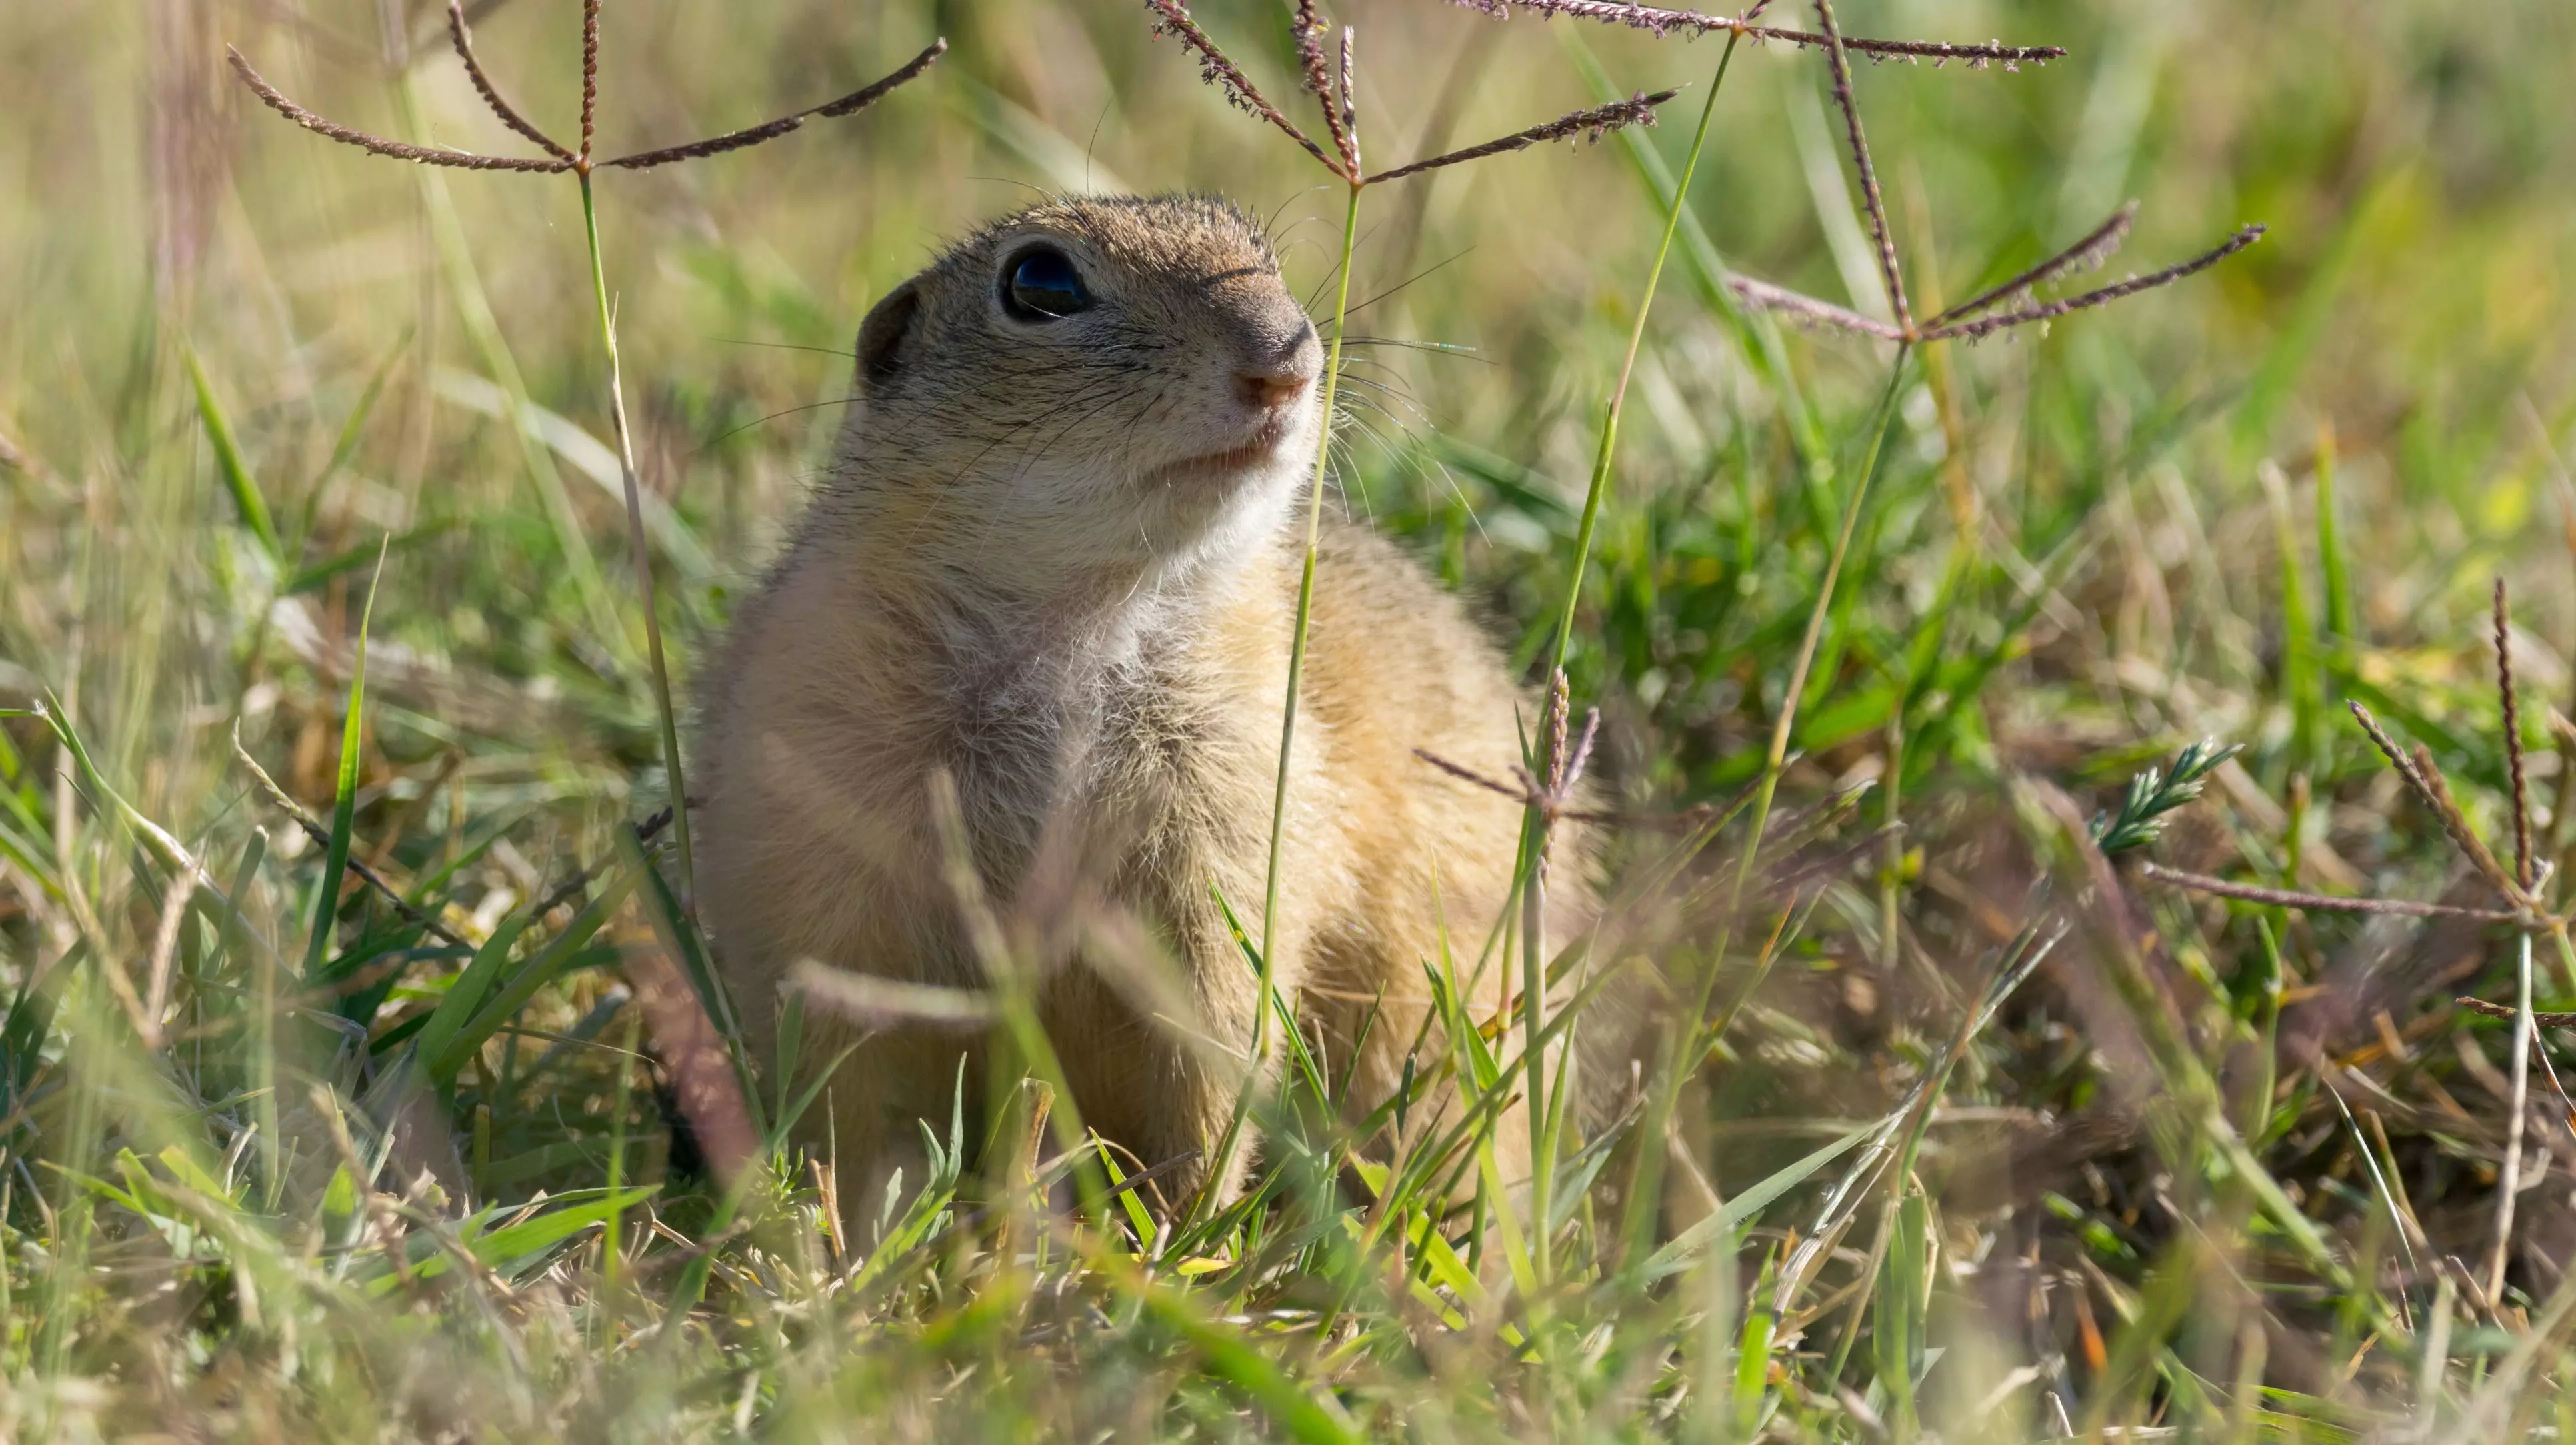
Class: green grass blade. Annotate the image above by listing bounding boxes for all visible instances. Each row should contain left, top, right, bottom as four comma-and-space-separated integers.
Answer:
411, 914, 531, 1088
298, 540, 386, 982
1135, 1282, 1362, 1445
185, 349, 282, 563
429, 876, 636, 1081
314, 328, 411, 498
2315, 426, 2357, 642
1640, 1120, 1875, 1284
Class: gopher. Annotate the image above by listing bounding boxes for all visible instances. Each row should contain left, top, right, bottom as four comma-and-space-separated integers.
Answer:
695, 194, 1593, 1220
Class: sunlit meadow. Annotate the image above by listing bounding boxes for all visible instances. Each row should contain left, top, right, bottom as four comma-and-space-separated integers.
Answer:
2, 0, 2574, 1437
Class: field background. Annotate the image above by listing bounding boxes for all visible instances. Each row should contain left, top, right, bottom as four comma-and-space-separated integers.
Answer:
3, 0, 2575, 1438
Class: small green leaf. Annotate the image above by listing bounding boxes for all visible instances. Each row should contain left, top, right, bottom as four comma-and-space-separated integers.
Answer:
1641, 1120, 1875, 1283
412, 913, 531, 1087
299, 540, 388, 982
186, 348, 283, 562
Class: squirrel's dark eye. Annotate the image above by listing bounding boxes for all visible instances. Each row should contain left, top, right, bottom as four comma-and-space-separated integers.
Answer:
1003, 246, 1093, 321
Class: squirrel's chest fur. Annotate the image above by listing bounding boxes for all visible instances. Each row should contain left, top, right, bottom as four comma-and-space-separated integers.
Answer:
695, 538, 1313, 999
934, 581, 1289, 902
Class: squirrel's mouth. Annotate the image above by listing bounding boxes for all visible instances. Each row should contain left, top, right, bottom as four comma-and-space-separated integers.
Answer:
1147, 413, 1300, 485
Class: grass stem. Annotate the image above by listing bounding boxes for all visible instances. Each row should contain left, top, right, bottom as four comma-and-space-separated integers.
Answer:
1206, 177, 1366, 1217
1525, 28, 1742, 1290
579, 171, 696, 907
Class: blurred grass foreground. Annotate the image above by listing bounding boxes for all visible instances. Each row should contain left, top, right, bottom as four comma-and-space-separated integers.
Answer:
3, 0, 2576, 1438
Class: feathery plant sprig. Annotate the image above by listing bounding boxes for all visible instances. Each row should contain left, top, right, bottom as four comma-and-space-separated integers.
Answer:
226, 1, 948, 910
2092, 738, 2241, 856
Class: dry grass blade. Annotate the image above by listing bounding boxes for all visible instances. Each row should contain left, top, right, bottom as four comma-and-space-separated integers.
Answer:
526, 805, 676, 922
2347, 701, 2527, 904
2497, 578, 2535, 888
1144, 0, 1346, 177
599, 40, 949, 170
789, 960, 998, 1030
1442, 0, 2065, 65
229, 726, 469, 948
2349, 700, 2443, 812
1368, 90, 1677, 183
1811, 0, 1911, 334
2139, 863, 2524, 924
1726, 275, 1907, 340
225, 48, 573, 172
2459, 997, 2576, 1030
447, 0, 573, 162
2405, 738, 2529, 904
1923, 201, 2137, 331
1414, 747, 1709, 830
0, 425, 54, 486
1919, 225, 2265, 341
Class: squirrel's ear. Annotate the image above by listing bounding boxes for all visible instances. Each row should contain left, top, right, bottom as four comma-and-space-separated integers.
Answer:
855, 280, 921, 389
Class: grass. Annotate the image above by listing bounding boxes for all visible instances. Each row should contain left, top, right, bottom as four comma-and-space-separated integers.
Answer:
4, 0, 2576, 1437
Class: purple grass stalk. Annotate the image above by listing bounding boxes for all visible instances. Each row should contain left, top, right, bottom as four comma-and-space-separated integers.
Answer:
227, 49, 573, 171
1144, 0, 1347, 177
1921, 225, 2266, 341
2460, 996, 2576, 1030
1437, 0, 2065, 67
2499, 579, 2535, 889
1811, 0, 1911, 335
579, 0, 600, 162
1367, 90, 1675, 183
447, 1, 574, 161
1727, 275, 1907, 339
1923, 201, 2136, 331
599, 41, 947, 169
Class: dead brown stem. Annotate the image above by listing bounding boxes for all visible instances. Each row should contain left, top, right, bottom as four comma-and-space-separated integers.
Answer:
2458, 996, 2576, 1030
2139, 863, 2525, 925
2409, 740, 2529, 907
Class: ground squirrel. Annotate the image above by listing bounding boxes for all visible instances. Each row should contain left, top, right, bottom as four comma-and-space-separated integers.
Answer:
695, 194, 1593, 1219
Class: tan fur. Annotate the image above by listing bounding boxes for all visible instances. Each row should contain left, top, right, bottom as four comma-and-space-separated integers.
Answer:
695, 195, 1589, 1222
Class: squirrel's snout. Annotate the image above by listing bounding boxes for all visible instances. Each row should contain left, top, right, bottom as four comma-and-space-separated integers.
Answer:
1233, 321, 1322, 413
1235, 369, 1311, 410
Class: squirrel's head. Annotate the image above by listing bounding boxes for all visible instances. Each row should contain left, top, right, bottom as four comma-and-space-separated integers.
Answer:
839, 194, 1323, 593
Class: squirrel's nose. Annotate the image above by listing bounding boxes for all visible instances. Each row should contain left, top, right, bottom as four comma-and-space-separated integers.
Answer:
1235, 369, 1311, 410
1235, 321, 1321, 411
